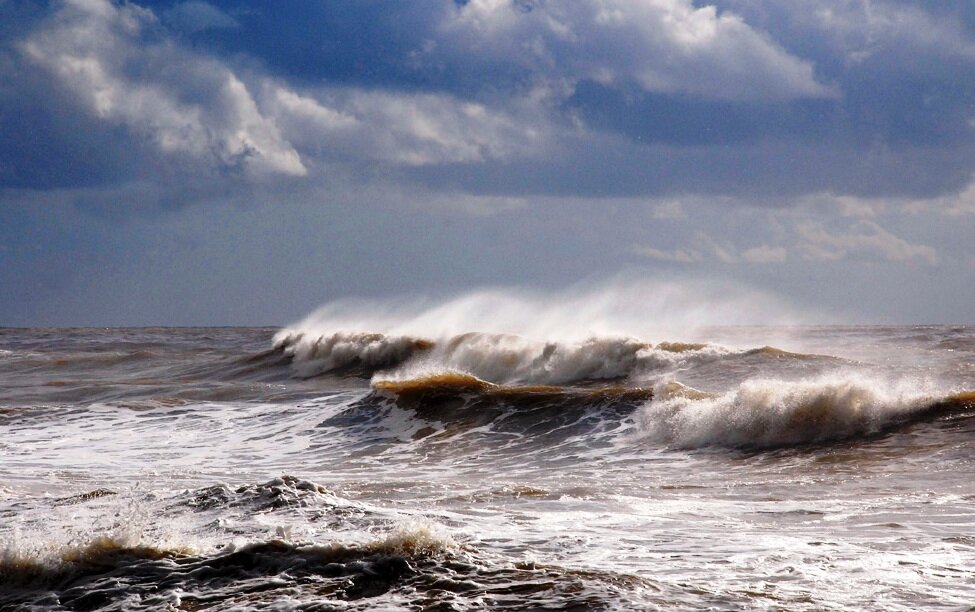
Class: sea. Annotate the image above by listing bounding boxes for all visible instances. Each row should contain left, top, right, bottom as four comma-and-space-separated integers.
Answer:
2, 294, 974, 610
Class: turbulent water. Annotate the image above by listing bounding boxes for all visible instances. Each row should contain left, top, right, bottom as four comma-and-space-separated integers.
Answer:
2, 319, 975, 609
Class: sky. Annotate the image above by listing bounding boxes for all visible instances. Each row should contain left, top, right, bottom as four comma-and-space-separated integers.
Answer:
1, 0, 974, 327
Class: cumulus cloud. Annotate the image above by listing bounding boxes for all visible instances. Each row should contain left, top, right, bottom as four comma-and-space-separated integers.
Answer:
18, 0, 551, 185
22, 0, 305, 178
441, 0, 834, 101
9, 0, 975, 202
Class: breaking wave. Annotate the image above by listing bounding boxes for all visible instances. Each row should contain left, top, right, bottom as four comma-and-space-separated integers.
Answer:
314, 370, 975, 455
272, 328, 826, 387
639, 374, 975, 449
270, 277, 823, 386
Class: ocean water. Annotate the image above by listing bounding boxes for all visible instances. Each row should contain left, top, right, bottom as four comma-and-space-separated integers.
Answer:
2, 318, 974, 609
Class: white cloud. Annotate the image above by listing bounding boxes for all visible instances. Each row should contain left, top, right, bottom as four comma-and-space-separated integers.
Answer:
796, 219, 938, 265
21, 0, 551, 182
22, 0, 306, 177
442, 0, 834, 101
809, 1, 975, 64
264, 85, 547, 166
796, 179, 975, 218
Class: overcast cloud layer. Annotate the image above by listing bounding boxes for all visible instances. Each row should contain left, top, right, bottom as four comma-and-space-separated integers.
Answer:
1, 0, 974, 326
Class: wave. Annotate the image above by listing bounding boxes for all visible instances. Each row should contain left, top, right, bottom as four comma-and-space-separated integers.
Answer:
272, 328, 827, 387
273, 330, 434, 378
272, 328, 654, 383
0, 524, 642, 610
638, 375, 975, 449
305, 371, 657, 454
0, 537, 424, 608
2, 349, 162, 368
309, 367, 975, 455
345, 370, 975, 452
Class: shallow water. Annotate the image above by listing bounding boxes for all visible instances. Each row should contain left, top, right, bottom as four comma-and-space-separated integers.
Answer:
1, 325, 974, 610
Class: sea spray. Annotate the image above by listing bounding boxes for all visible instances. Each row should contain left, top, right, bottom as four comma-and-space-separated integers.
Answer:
277, 274, 815, 345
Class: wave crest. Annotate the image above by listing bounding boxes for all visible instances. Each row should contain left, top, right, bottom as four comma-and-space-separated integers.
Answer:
372, 371, 654, 404
273, 331, 432, 378
271, 327, 789, 388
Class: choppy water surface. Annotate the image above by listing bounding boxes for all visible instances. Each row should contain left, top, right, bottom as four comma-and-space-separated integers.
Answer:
2, 324, 974, 610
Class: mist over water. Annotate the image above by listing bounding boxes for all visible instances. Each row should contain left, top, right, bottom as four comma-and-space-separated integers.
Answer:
2, 284, 974, 609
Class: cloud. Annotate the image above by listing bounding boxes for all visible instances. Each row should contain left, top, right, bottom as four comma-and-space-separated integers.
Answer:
808, 1, 975, 64
629, 189, 948, 268
22, 0, 306, 178
896, 179, 975, 217
6, 0, 975, 205
263, 84, 548, 166
18, 0, 554, 188
631, 237, 787, 265
740, 244, 788, 263
796, 219, 938, 265
796, 177, 975, 218
631, 244, 704, 263
441, 0, 835, 101
163, 1, 238, 34
717, 0, 975, 65
650, 200, 687, 220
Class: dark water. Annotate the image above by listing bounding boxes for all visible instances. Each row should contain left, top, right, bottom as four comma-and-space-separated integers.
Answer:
2, 324, 974, 610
